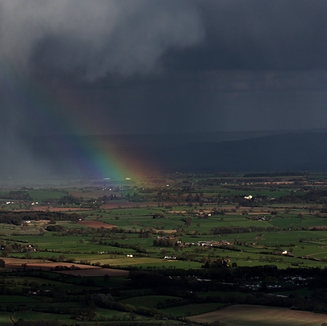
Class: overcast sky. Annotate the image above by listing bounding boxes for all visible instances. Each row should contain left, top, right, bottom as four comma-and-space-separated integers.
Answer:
2, 0, 327, 137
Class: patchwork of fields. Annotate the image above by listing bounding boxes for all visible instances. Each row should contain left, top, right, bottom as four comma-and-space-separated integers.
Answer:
1, 173, 327, 325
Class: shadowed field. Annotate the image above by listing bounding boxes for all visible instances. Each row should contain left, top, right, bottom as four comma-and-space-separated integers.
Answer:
188, 305, 327, 326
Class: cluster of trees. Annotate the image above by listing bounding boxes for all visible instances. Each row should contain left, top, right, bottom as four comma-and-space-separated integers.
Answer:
45, 194, 120, 207
276, 189, 327, 204
202, 258, 234, 269
97, 194, 120, 202
153, 238, 176, 247
0, 241, 35, 255
181, 217, 192, 227
125, 192, 146, 202
152, 212, 165, 219
0, 211, 82, 225
2, 191, 32, 201
45, 225, 65, 232
108, 241, 147, 254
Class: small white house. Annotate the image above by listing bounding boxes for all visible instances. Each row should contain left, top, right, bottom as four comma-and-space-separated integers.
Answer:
244, 195, 253, 200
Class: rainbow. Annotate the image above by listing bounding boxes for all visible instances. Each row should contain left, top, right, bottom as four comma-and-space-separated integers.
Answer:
0, 63, 152, 182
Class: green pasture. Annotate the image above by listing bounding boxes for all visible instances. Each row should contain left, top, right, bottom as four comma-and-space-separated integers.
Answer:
0, 189, 68, 202
197, 291, 249, 299
97, 207, 162, 218
55, 220, 90, 228
228, 256, 303, 269
171, 242, 327, 269
0, 295, 39, 304
8, 301, 83, 314
217, 188, 295, 198
0, 224, 45, 236
0, 190, 11, 198
296, 246, 327, 259
298, 217, 327, 228
100, 214, 179, 230
209, 230, 327, 247
102, 207, 158, 215
2, 276, 98, 291
200, 215, 272, 228
291, 241, 327, 257
7, 228, 327, 269
0, 312, 12, 326
99, 212, 274, 232
36, 273, 129, 288
88, 256, 169, 267
269, 204, 316, 209
4, 234, 69, 244
251, 189, 300, 198
13, 311, 72, 324
10, 251, 133, 263
6, 237, 144, 256
8, 235, 105, 252
90, 257, 201, 269
180, 232, 267, 246
92, 256, 203, 269
270, 215, 327, 228
255, 231, 327, 246
129, 260, 202, 269
70, 188, 127, 199
114, 236, 157, 250
277, 287, 313, 298
26, 189, 68, 201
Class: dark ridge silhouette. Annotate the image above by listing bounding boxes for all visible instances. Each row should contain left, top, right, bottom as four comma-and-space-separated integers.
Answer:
2, 130, 327, 182
158, 132, 327, 172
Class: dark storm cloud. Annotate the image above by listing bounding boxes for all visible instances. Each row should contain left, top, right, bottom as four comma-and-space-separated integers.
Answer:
2, 0, 327, 183
2, 0, 327, 80
2, 0, 327, 136
176, 0, 327, 72
0, 0, 205, 80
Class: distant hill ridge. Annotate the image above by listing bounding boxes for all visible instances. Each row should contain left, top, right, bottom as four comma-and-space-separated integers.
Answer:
4, 130, 327, 180
79, 130, 327, 172
161, 131, 327, 172
78, 128, 327, 146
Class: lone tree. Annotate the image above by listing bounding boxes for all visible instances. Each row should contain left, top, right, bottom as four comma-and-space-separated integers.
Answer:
152, 212, 165, 219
